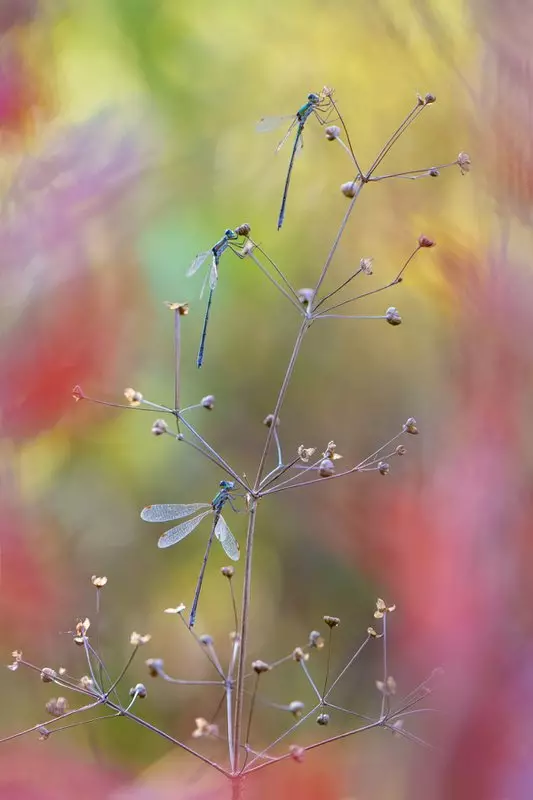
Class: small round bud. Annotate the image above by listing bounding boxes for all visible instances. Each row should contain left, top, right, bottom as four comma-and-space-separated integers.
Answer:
201, 394, 215, 410
72, 385, 84, 402
130, 683, 147, 699
340, 180, 357, 198
130, 632, 151, 646
124, 388, 143, 406
91, 575, 108, 588
40, 668, 57, 683
292, 647, 309, 662
360, 257, 373, 275
263, 413, 280, 428
378, 461, 390, 475
297, 287, 315, 306
289, 700, 305, 717
418, 234, 435, 248
289, 744, 305, 763
221, 566, 234, 578
38, 726, 50, 740
456, 152, 471, 174
316, 713, 330, 726
79, 675, 94, 691
252, 660, 271, 674
404, 417, 419, 435
308, 630, 324, 648
323, 615, 340, 628
325, 125, 341, 141
429, 168, 440, 177
199, 634, 214, 646
385, 307, 402, 326
424, 93, 436, 104
319, 458, 335, 478
235, 223, 251, 237
151, 419, 168, 436
146, 658, 164, 677
46, 697, 68, 717
395, 445, 406, 455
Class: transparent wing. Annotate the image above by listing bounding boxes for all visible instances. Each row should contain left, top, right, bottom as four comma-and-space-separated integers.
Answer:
208, 259, 219, 291
256, 114, 295, 133
276, 119, 299, 153
187, 251, 211, 277
141, 503, 209, 522
214, 515, 240, 561
158, 511, 212, 549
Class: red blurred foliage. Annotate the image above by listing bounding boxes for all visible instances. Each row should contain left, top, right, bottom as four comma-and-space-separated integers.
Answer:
0, 0, 37, 34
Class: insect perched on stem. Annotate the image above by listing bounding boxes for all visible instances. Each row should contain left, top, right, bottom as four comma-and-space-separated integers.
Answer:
141, 481, 240, 627
187, 224, 251, 368
257, 91, 332, 230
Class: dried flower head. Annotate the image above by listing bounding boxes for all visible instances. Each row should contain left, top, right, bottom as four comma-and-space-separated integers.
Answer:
289, 744, 305, 763
40, 668, 57, 683
79, 675, 95, 691
124, 387, 143, 406
201, 394, 215, 410
395, 445, 406, 455
308, 630, 325, 649
72, 385, 84, 402
298, 444, 316, 463
38, 726, 50, 741
235, 222, 251, 237
91, 575, 108, 588
252, 660, 271, 674
130, 632, 151, 646
325, 125, 341, 141
316, 713, 330, 726
192, 717, 219, 738
289, 700, 305, 717
418, 234, 435, 248
360, 257, 374, 275
8, 650, 22, 671
341, 180, 357, 198
263, 413, 280, 428
164, 603, 186, 614
424, 92, 436, 104
385, 307, 402, 326
456, 152, 471, 174
374, 598, 396, 619
297, 287, 315, 306
378, 461, 390, 475
319, 458, 335, 478
164, 301, 189, 315
323, 441, 342, 460
146, 658, 164, 677
74, 618, 90, 644
404, 417, 419, 435
376, 675, 397, 695
221, 566, 234, 578
46, 697, 68, 717
151, 418, 168, 436
199, 634, 214, 646
429, 168, 440, 177
323, 615, 340, 628
367, 626, 381, 638
292, 647, 309, 663
130, 683, 147, 699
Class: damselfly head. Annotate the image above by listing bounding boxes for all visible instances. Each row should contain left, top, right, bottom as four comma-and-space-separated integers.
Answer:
224, 228, 238, 240
219, 480, 235, 490
308, 92, 320, 104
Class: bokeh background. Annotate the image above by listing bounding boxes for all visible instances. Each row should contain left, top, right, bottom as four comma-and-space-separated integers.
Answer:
1, 0, 533, 797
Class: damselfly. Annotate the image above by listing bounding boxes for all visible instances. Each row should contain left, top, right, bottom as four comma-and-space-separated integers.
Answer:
257, 91, 331, 230
141, 480, 240, 627
187, 224, 250, 368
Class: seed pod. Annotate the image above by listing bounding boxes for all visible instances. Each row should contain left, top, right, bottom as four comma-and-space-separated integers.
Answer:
429, 168, 440, 177
323, 615, 340, 628
385, 307, 402, 326
424, 93, 436, 104
325, 125, 341, 141
235, 223, 251, 237
124, 388, 143, 406
201, 395, 215, 410
378, 461, 390, 475
418, 234, 435, 248
319, 458, 335, 478
146, 658, 164, 677
297, 288, 314, 306
360, 257, 373, 275
289, 700, 305, 717
130, 683, 147, 699
263, 413, 280, 427
457, 152, 471, 174
404, 417, 419, 435
40, 668, 56, 683
221, 566, 234, 578
252, 660, 271, 674
151, 419, 168, 436
316, 713, 330, 726
340, 180, 357, 198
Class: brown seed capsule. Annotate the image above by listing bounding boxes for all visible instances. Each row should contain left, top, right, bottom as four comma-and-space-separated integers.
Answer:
395, 445, 406, 455
235, 223, 251, 237
456, 152, 471, 174
308, 630, 324, 648
429, 168, 440, 177
323, 615, 340, 628
263, 413, 280, 428
325, 125, 341, 141
297, 287, 315, 306
91, 575, 108, 588
164, 301, 189, 315
252, 659, 271, 674
146, 658, 164, 677
46, 697, 68, 717
424, 93, 436, 104
201, 394, 215, 410
124, 388, 143, 406
404, 417, 419, 435
289, 744, 305, 763
319, 458, 335, 478
360, 257, 373, 275
385, 307, 402, 326
289, 700, 305, 717
316, 713, 330, 726
341, 180, 357, 198
292, 647, 309, 662
221, 566, 234, 578
378, 461, 390, 475
151, 419, 168, 436
130, 683, 147, 699
418, 234, 435, 248
40, 668, 57, 683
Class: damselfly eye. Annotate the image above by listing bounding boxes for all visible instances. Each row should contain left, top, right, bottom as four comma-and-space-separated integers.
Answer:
224, 229, 238, 239
308, 93, 320, 103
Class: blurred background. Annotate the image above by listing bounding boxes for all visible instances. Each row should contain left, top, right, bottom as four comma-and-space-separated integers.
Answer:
1, 0, 533, 797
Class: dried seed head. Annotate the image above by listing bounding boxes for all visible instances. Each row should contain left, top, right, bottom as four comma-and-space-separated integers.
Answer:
46, 697, 68, 717
404, 417, 419, 435
289, 700, 305, 717
323, 615, 340, 628
418, 234, 435, 248
292, 647, 309, 663
323, 441, 342, 460
376, 675, 397, 696
74, 618, 90, 644
130, 632, 151, 646
235, 223, 251, 237
151, 418, 168, 436
360, 257, 374, 275
308, 630, 325, 649
91, 575, 108, 588
72, 385, 84, 402
298, 444, 316, 463
378, 461, 390, 475
297, 287, 315, 306
146, 658, 164, 677
8, 650, 22, 671
385, 307, 402, 326
341, 180, 357, 198
40, 668, 57, 683
263, 413, 280, 428
199, 634, 214, 646
130, 683, 147, 699
164, 301, 189, 315
424, 93, 436, 104
79, 675, 94, 691
201, 394, 215, 410
316, 713, 330, 726
325, 125, 341, 141
252, 660, 271, 674
124, 387, 143, 406
38, 726, 50, 741
221, 565, 234, 579
456, 152, 471, 174
416, 93, 425, 106
164, 603, 186, 614
367, 626, 381, 638
192, 717, 219, 738
319, 458, 335, 478
289, 744, 305, 763
429, 168, 440, 177
395, 445, 406, 456
374, 598, 396, 619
